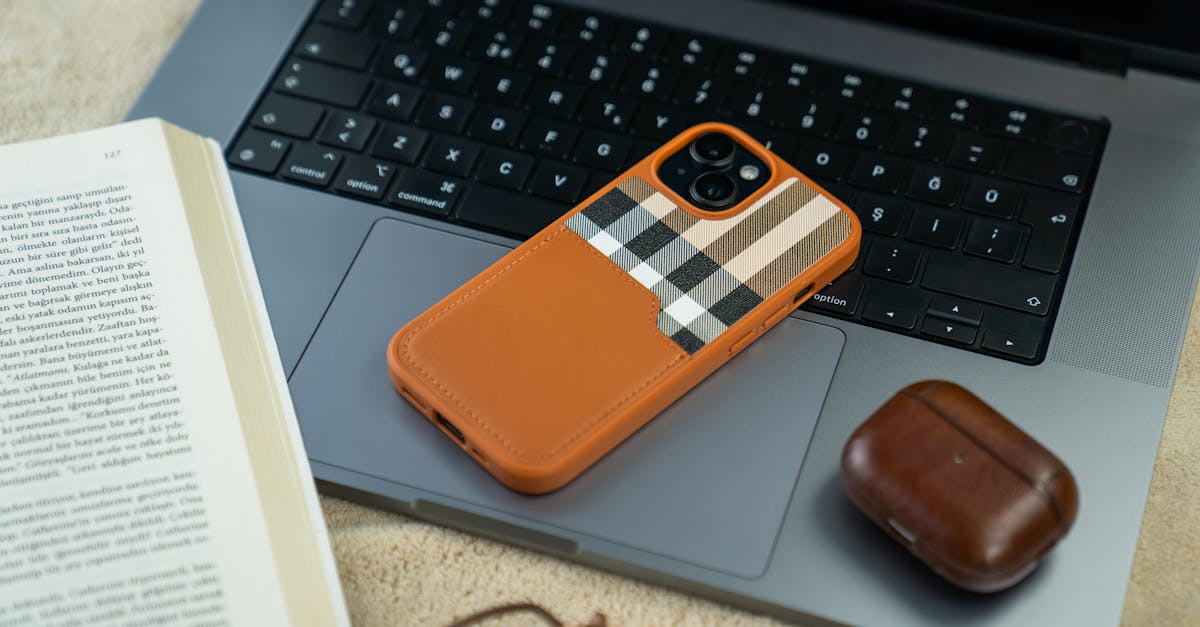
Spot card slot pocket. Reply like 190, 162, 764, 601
397, 226, 687, 464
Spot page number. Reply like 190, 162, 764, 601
104, 150, 122, 159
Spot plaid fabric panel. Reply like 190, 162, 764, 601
566, 176, 851, 354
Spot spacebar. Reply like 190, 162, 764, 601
456, 185, 568, 238
921, 253, 1057, 316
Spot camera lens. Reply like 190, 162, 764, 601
689, 132, 736, 167
689, 172, 737, 209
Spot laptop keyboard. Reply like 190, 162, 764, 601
227, 0, 1108, 365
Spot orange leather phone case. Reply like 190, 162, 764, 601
388, 123, 861, 493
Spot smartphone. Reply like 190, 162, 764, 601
387, 123, 861, 494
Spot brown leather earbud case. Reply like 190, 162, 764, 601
840, 380, 1079, 592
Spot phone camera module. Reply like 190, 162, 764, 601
688, 132, 736, 167
689, 171, 738, 209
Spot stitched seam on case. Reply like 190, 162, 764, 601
398, 226, 687, 462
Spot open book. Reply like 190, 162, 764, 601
0, 119, 348, 625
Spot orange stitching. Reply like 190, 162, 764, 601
399, 226, 686, 462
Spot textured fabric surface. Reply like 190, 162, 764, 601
1, 1, 1196, 624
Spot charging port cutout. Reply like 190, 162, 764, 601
434, 412, 466, 444
793, 284, 815, 304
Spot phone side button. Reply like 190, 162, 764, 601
762, 304, 792, 329
730, 330, 758, 355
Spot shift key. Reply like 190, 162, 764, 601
922, 253, 1056, 316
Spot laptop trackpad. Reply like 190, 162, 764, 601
290, 218, 844, 578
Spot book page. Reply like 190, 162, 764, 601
0, 120, 291, 625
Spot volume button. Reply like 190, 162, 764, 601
730, 330, 757, 355
763, 304, 792, 329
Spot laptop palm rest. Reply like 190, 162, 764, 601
290, 218, 845, 578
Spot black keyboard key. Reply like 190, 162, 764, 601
906, 166, 967, 206
742, 125, 797, 158
425, 55, 480, 94
673, 72, 732, 111
375, 45, 427, 82
418, 14, 473, 53
863, 242, 921, 284
620, 63, 679, 101
662, 33, 720, 70
578, 92, 635, 131
465, 25, 524, 63
836, 110, 893, 149
333, 156, 397, 201
528, 161, 588, 203
963, 220, 1022, 263
804, 271, 865, 316
295, 24, 376, 69
457, 184, 566, 237
769, 56, 820, 92
467, 106, 526, 146
920, 316, 977, 345
627, 140, 658, 166
461, 0, 514, 21
794, 142, 853, 180
562, 10, 615, 47
511, 2, 564, 33
934, 92, 988, 128
848, 153, 908, 194
574, 130, 631, 172
369, 123, 430, 164
922, 252, 1056, 315
716, 46, 771, 81
630, 104, 689, 140
370, 4, 423, 40
863, 300, 918, 330
569, 50, 627, 86
388, 170, 463, 216
412, 0, 458, 11
520, 118, 579, 158
906, 205, 963, 249
416, 94, 475, 133
871, 79, 933, 115
981, 330, 1039, 360
318, 111, 378, 151
422, 136, 482, 177
722, 86, 781, 124
273, 58, 370, 109
963, 178, 1021, 219
527, 80, 584, 119
280, 144, 344, 187
776, 97, 839, 136
366, 81, 422, 121
854, 194, 906, 236
821, 69, 878, 104
947, 133, 1004, 173
987, 104, 1044, 141
518, 37, 574, 76
474, 67, 532, 105
475, 149, 535, 190
229, 131, 291, 174
316, 0, 370, 30
1002, 145, 1090, 193
1045, 115, 1101, 154
251, 94, 325, 138
1020, 188, 1079, 273
891, 120, 952, 162
612, 22, 669, 59
926, 296, 983, 326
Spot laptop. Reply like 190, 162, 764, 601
128, 0, 1200, 624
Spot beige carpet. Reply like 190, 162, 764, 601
2, 1, 1196, 624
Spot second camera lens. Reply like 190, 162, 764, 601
689, 132, 737, 167
690, 172, 738, 209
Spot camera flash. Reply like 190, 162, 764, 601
738, 165, 760, 181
